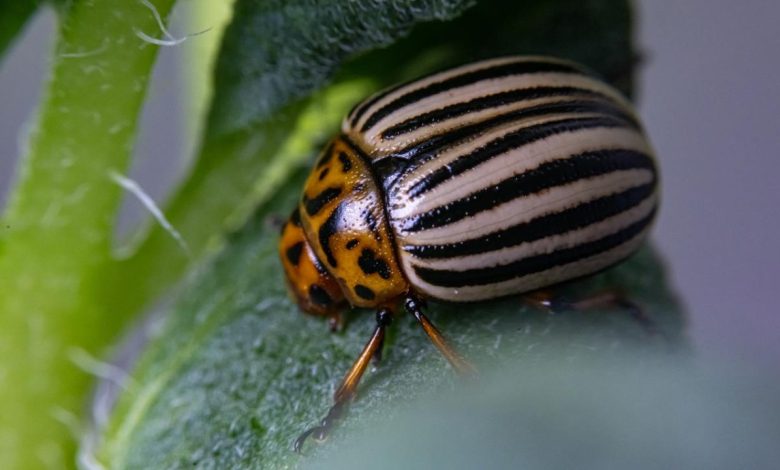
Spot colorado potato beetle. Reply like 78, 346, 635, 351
279, 56, 658, 449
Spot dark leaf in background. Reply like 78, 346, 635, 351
206, 0, 475, 138
207, 0, 634, 139
0, 1, 41, 63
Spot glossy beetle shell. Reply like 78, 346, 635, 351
280, 55, 657, 313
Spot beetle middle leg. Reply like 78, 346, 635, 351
523, 288, 657, 335
294, 308, 392, 452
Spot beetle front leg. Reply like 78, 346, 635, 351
371, 331, 385, 365
294, 308, 392, 453
404, 297, 475, 376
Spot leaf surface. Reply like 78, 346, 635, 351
98, 175, 685, 468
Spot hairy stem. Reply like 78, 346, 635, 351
0, 1, 175, 467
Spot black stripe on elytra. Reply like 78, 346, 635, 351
318, 202, 343, 268
360, 60, 584, 133
401, 148, 655, 232
348, 79, 409, 127
304, 187, 342, 216
412, 207, 656, 288
404, 182, 656, 259
285, 241, 304, 265
387, 97, 639, 166
406, 116, 629, 199
382, 87, 636, 140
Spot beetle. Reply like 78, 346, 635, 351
279, 56, 658, 450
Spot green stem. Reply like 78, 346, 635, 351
0, 1, 174, 467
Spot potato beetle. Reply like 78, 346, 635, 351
279, 56, 657, 449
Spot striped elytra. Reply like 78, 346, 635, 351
280, 56, 659, 450
281, 55, 657, 312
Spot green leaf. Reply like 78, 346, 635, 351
0, 1, 175, 467
97, 170, 685, 468
208, 0, 634, 138
206, 0, 475, 138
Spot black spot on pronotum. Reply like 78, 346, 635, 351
358, 248, 391, 279
318, 168, 330, 181
338, 152, 352, 173
316, 143, 335, 168
318, 203, 342, 267
304, 187, 342, 216
309, 284, 333, 307
345, 239, 359, 250
354, 284, 375, 300
364, 211, 382, 241
285, 242, 304, 266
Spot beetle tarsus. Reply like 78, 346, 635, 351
293, 309, 392, 452
293, 400, 345, 453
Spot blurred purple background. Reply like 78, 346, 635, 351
1, 1, 778, 364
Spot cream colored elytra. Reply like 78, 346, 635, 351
342, 56, 658, 302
